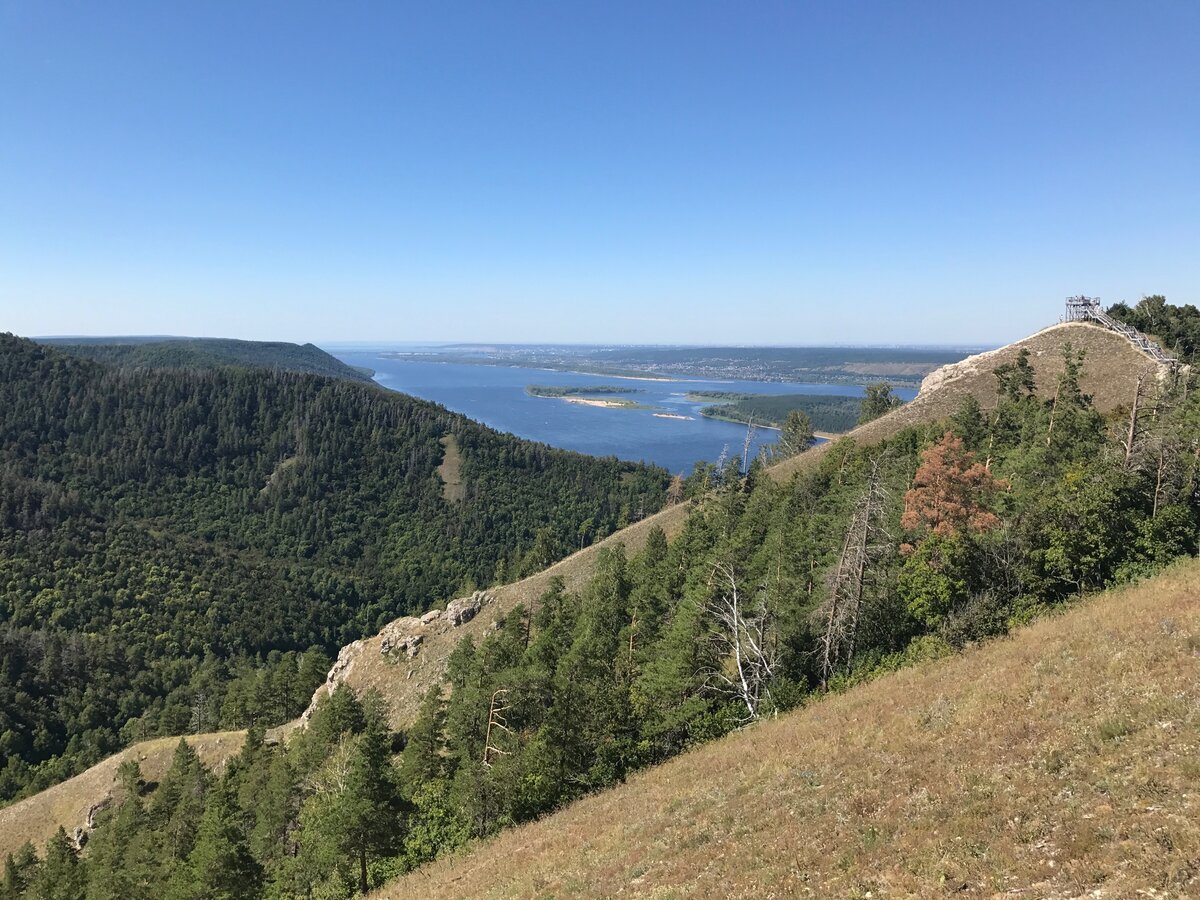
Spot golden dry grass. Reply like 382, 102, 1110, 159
382, 558, 1200, 899
438, 434, 466, 503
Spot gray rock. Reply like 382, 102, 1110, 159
445, 590, 494, 626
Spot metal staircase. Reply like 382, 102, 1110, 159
1063, 296, 1178, 367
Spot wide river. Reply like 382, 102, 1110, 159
331, 350, 918, 474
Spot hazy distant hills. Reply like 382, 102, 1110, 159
38, 335, 376, 383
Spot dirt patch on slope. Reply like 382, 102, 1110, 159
437, 434, 466, 503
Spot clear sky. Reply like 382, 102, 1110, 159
2, 1, 1197, 345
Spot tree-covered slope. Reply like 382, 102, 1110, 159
0, 334, 667, 805
380, 557, 1200, 899
40, 336, 374, 383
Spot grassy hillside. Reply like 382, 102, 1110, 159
40, 335, 375, 383
0, 733, 247, 862
0, 318, 1180, 871
380, 557, 1200, 899
317, 320, 1179, 731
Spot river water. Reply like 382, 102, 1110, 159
330, 350, 917, 475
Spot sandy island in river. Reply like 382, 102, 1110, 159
653, 412, 694, 420
562, 396, 637, 409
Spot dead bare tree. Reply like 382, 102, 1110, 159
1121, 368, 1156, 468
815, 459, 890, 689
482, 688, 513, 767
702, 562, 778, 722
741, 418, 756, 477
1123, 375, 1188, 517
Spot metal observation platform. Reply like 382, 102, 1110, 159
1063, 295, 1178, 367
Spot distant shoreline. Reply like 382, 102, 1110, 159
562, 369, 680, 383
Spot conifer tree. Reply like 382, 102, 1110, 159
83, 791, 157, 900
858, 382, 902, 424
168, 783, 262, 900
1, 844, 36, 900
346, 696, 404, 893
248, 751, 298, 866
633, 595, 711, 761
399, 685, 447, 794
149, 740, 210, 877
778, 409, 814, 457
25, 827, 84, 900
901, 432, 1005, 540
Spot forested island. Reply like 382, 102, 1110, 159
693, 391, 865, 433
526, 384, 641, 397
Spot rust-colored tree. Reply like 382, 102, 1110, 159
901, 431, 1006, 542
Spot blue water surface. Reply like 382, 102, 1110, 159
330, 351, 917, 475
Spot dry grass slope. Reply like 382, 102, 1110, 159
382, 558, 1200, 899
1, 320, 1172, 861
0, 732, 247, 860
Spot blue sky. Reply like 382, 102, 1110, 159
2, 1, 1197, 345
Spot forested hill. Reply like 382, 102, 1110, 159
39, 336, 374, 383
0, 334, 668, 804
3, 317, 1197, 897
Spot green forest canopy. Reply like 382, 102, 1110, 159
0, 334, 667, 805
1107, 294, 1200, 362
39, 336, 376, 383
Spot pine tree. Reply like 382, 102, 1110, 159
778, 409, 814, 457
858, 382, 902, 424
167, 782, 262, 900
248, 751, 297, 866
901, 432, 1005, 540
25, 827, 85, 900
994, 347, 1037, 400
632, 594, 712, 762
83, 792, 157, 900
399, 685, 447, 795
149, 740, 210, 880
1, 844, 37, 900
950, 394, 988, 451
299, 692, 403, 895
